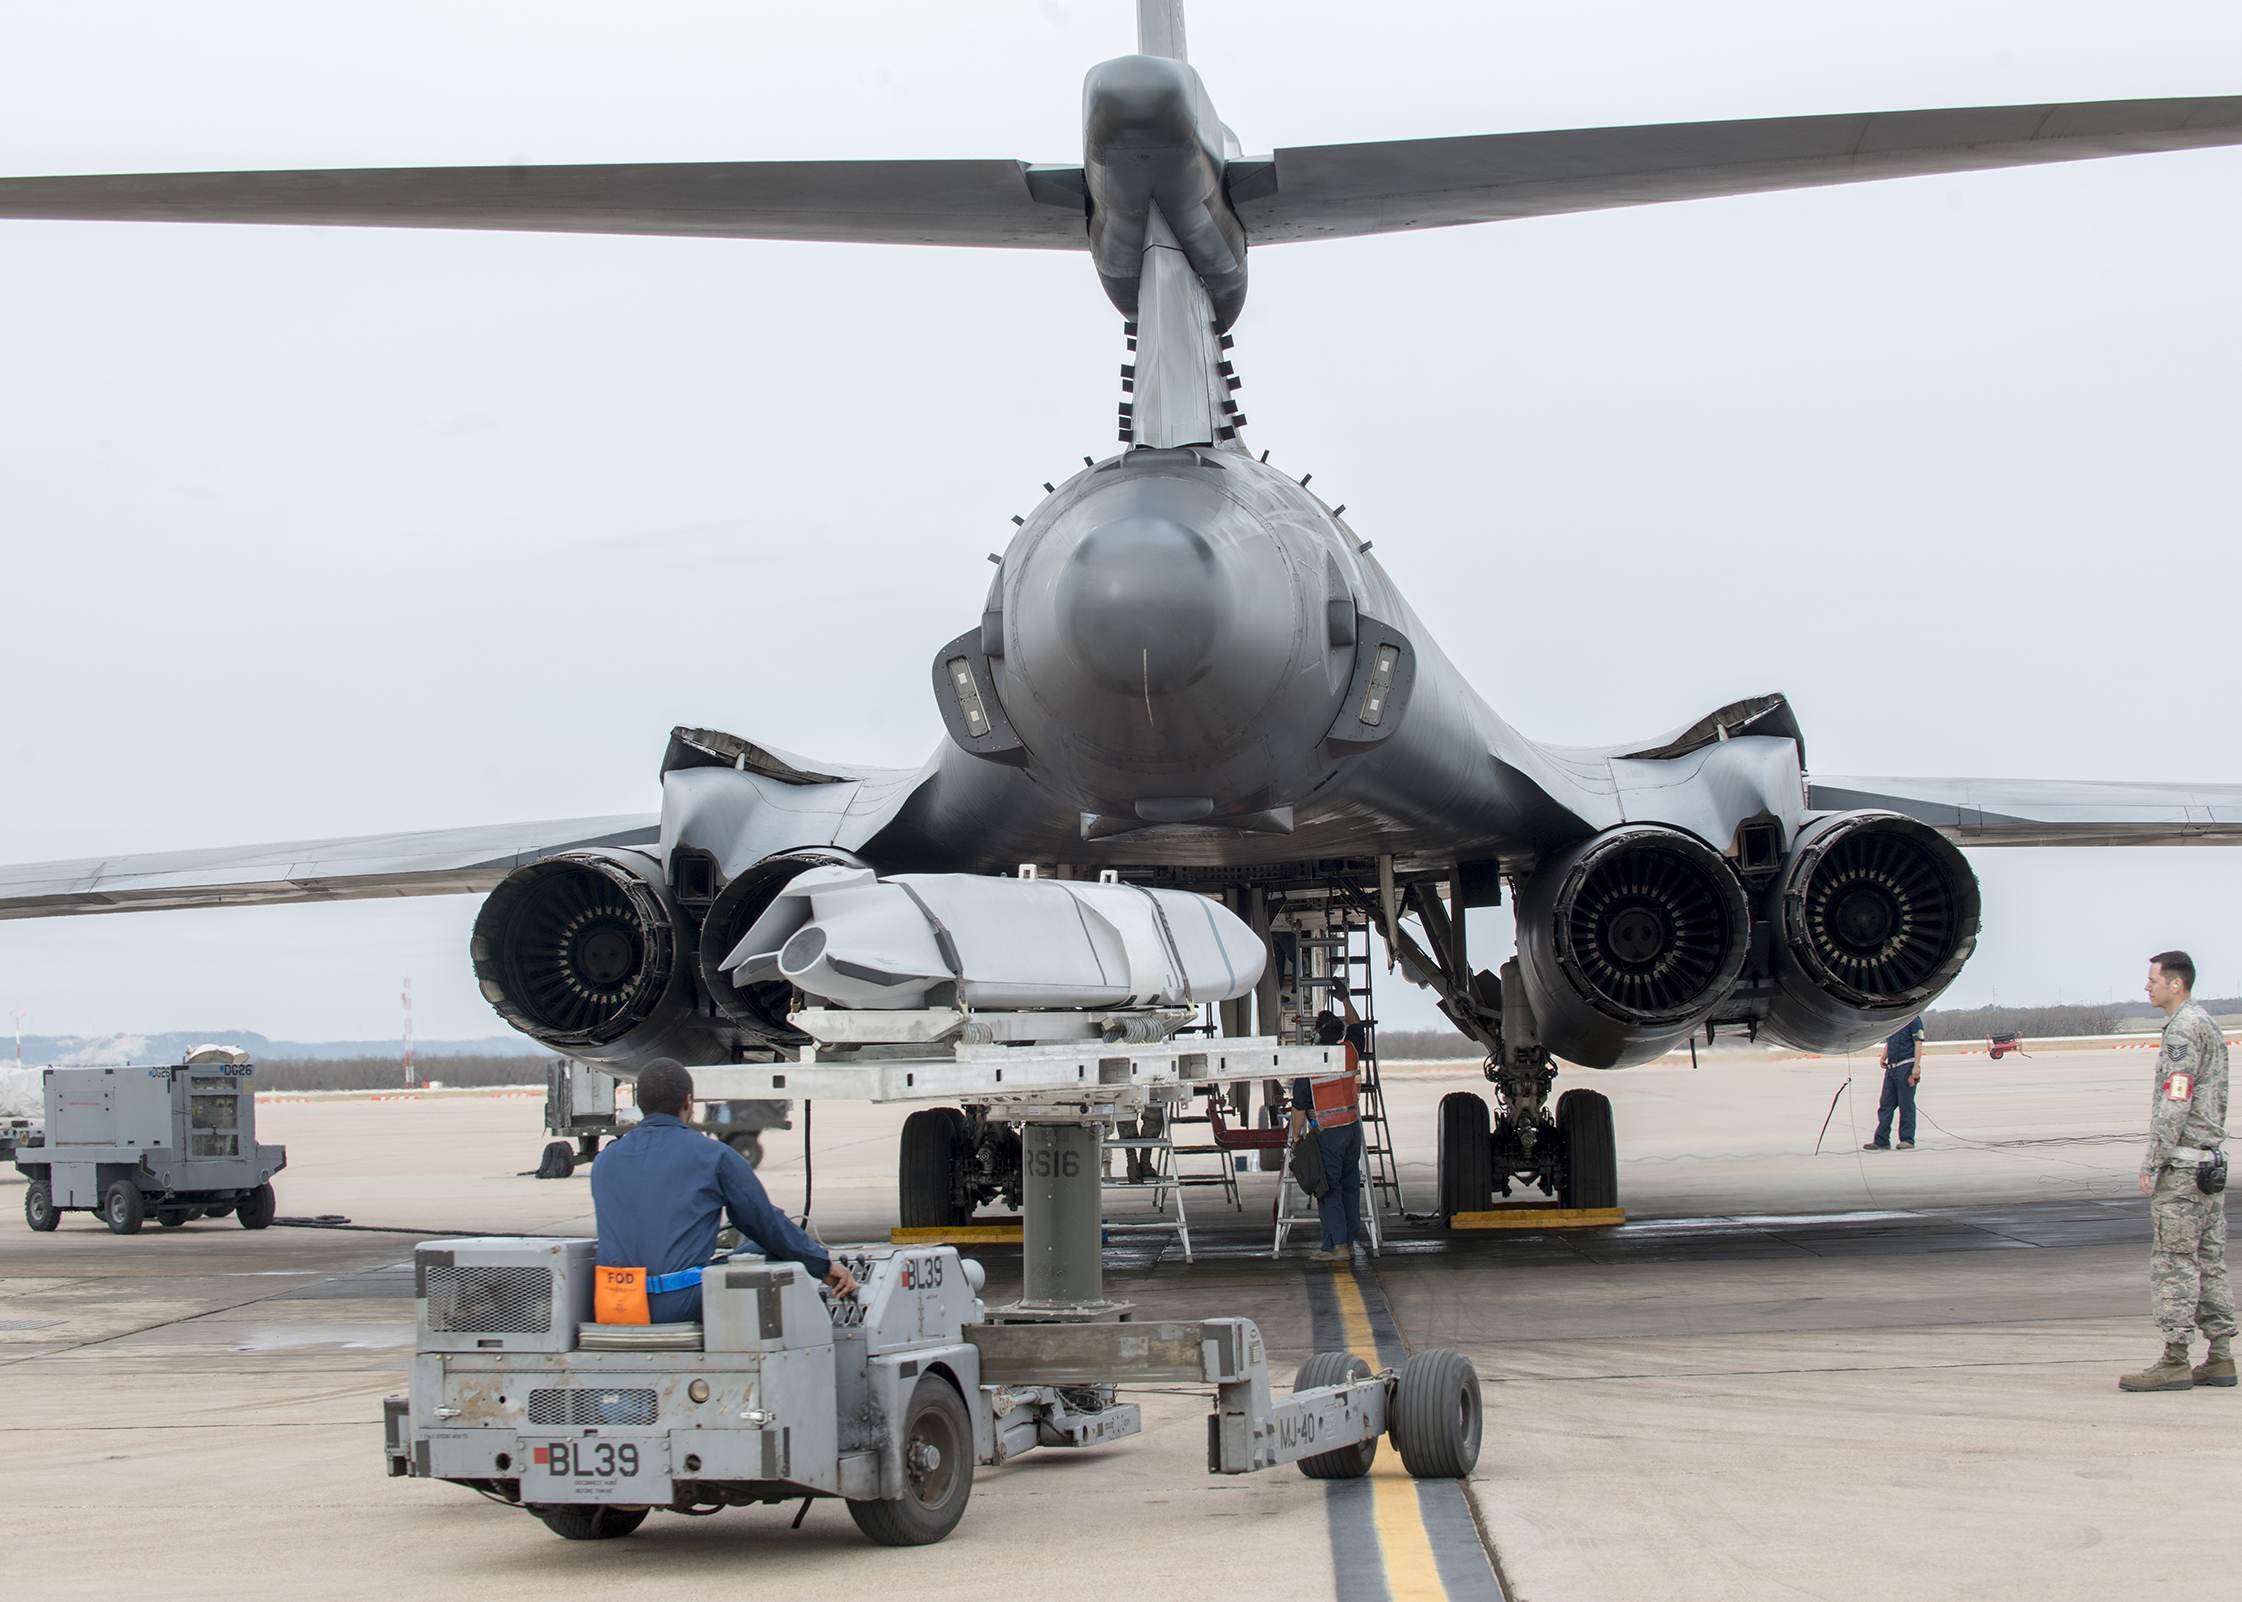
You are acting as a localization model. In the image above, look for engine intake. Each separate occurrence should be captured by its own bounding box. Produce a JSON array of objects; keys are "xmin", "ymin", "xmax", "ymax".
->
[
  {"xmin": 471, "ymin": 849, "xmax": 692, "ymax": 1058},
  {"xmin": 1516, "ymin": 825, "xmax": 1751, "ymax": 1068},
  {"xmin": 1764, "ymin": 812, "xmax": 1980, "ymax": 1052}
]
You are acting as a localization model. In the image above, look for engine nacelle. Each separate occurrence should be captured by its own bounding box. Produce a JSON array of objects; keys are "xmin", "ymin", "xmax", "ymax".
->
[
  {"xmin": 470, "ymin": 849, "xmax": 718, "ymax": 1070},
  {"xmin": 1516, "ymin": 825, "xmax": 1752, "ymax": 1068},
  {"xmin": 1763, "ymin": 811, "xmax": 1981, "ymax": 1053},
  {"xmin": 695, "ymin": 849, "xmax": 869, "ymax": 1046}
]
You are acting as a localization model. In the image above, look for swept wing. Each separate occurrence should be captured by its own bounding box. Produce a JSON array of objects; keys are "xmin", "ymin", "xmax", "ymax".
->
[{"xmin": 1807, "ymin": 778, "xmax": 2242, "ymax": 847}]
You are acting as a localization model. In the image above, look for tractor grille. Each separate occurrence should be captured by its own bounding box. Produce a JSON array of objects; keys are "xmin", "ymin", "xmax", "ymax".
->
[
  {"xmin": 528, "ymin": 1387, "xmax": 658, "ymax": 1427},
  {"xmin": 423, "ymin": 1265, "xmax": 553, "ymax": 1333}
]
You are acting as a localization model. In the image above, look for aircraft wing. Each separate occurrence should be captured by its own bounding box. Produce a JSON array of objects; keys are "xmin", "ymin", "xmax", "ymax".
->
[
  {"xmin": 1808, "ymin": 778, "xmax": 2242, "ymax": 848},
  {"xmin": 0, "ymin": 159, "xmax": 1091, "ymax": 247},
  {"xmin": 0, "ymin": 814, "xmax": 658, "ymax": 920},
  {"xmin": 1239, "ymin": 95, "xmax": 2242, "ymax": 243}
]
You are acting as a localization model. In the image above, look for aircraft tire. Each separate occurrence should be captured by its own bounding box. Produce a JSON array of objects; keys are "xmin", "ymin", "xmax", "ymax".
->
[
  {"xmin": 1555, "ymin": 1088, "xmax": 1617, "ymax": 1210},
  {"xmin": 1393, "ymin": 1349, "xmax": 1483, "ymax": 1479},
  {"xmin": 1435, "ymin": 1093, "xmax": 1492, "ymax": 1221},
  {"xmin": 898, "ymin": 1108, "xmax": 971, "ymax": 1228},
  {"xmin": 1293, "ymin": 1352, "xmax": 1379, "ymax": 1479}
]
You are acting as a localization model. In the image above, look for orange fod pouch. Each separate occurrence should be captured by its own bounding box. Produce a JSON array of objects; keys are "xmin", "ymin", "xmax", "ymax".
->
[{"xmin": 595, "ymin": 1266, "xmax": 651, "ymax": 1325}]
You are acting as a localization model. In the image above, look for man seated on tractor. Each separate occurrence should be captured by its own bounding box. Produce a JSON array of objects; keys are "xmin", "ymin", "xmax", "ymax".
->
[{"xmin": 589, "ymin": 1060, "xmax": 857, "ymax": 1324}]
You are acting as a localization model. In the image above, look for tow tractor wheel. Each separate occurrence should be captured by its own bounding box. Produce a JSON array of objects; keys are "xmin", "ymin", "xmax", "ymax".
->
[
  {"xmin": 848, "ymin": 1374, "xmax": 974, "ymax": 1546},
  {"xmin": 237, "ymin": 1182, "xmax": 277, "ymax": 1231},
  {"xmin": 1554, "ymin": 1088, "xmax": 1617, "ymax": 1211},
  {"xmin": 156, "ymin": 1207, "xmax": 189, "ymax": 1229},
  {"xmin": 898, "ymin": 1108, "xmax": 971, "ymax": 1228},
  {"xmin": 1392, "ymin": 1349, "xmax": 1484, "ymax": 1479},
  {"xmin": 1293, "ymin": 1352, "xmax": 1378, "ymax": 1479},
  {"xmin": 24, "ymin": 1180, "xmax": 59, "ymax": 1232},
  {"xmin": 101, "ymin": 1180, "xmax": 145, "ymax": 1236},
  {"xmin": 1435, "ymin": 1092, "xmax": 1492, "ymax": 1222},
  {"xmin": 532, "ymin": 1505, "xmax": 649, "ymax": 1541}
]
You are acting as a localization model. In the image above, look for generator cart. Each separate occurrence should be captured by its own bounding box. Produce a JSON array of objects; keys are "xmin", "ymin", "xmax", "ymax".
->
[
  {"xmin": 385, "ymin": 1238, "xmax": 1482, "ymax": 1545},
  {"xmin": 15, "ymin": 1048, "xmax": 284, "ymax": 1234}
]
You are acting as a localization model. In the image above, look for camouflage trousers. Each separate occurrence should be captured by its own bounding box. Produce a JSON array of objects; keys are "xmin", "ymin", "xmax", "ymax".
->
[{"xmin": 2151, "ymin": 1165, "xmax": 2236, "ymax": 1340}]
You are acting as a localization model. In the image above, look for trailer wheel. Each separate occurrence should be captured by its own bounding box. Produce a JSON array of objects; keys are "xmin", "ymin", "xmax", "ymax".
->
[
  {"xmin": 531, "ymin": 1505, "xmax": 649, "ymax": 1541},
  {"xmin": 1392, "ymin": 1349, "xmax": 1482, "ymax": 1479},
  {"xmin": 1435, "ymin": 1092, "xmax": 1492, "ymax": 1221},
  {"xmin": 725, "ymin": 1133, "xmax": 765, "ymax": 1169},
  {"xmin": 1293, "ymin": 1352, "xmax": 1378, "ymax": 1479},
  {"xmin": 1555, "ymin": 1088, "xmax": 1617, "ymax": 1211},
  {"xmin": 847, "ymin": 1375, "xmax": 973, "ymax": 1546},
  {"xmin": 237, "ymin": 1183, "xmax": 277, "ymax": 1230},
  {"xmin": 156, "ymin": 1207, "xmax": 189, "ymax": 1228},
  {"xmin": 102, "ymin": 1180, "xmax": 145, "ymax": 1235},
  {"xmin": 24, "ymin": 1180, "xmax": 59, "ymax": 1232},
  {"xmin": 898, "ymin": 1108, "xmax": 971, "ymax": 1228}
]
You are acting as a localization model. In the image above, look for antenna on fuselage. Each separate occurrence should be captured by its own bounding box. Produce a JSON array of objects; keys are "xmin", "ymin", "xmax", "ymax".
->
[{"xmin": 1138, "ymin": 0, "xmax": 1187, "ymax": 60}]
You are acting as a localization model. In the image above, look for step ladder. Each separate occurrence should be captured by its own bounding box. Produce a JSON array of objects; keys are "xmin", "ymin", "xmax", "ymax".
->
[
  {"xmin": 1271, "ymin": 1124, "xmax": 1383, "ymax": 1258},
  {"xmin": 1291, "ymin": 914, "xmax": 1405, "ymax": 1217},
  {"xmin": 1099, "ymin": 1107, "xmax": 1197, "ymax": 1262}
]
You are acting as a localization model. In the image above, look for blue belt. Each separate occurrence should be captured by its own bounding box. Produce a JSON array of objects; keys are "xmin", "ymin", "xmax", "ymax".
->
[{"xmin": 646, "ymin": 1267, "xmax": 705, "ymax": 1294}]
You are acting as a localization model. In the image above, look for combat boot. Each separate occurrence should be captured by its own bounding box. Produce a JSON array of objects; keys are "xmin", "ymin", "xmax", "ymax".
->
[
  {"xmin": 2119, "ymin": 1343, "xmax": 2196, "ymax": 1392},
  {"xmin": 2195, "ymin": 1342, "xmax": 2237, "ymax": 1388}
]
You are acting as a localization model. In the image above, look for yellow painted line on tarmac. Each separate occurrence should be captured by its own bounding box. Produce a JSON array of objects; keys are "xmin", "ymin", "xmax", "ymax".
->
[
  {"xmin": 1332, "ymin": 1270, "xmax": 1451, "ymax": 1602},
  {"xmin": 888, "ymin": 1225, "xmax": 1023, "ymax": 1243}
]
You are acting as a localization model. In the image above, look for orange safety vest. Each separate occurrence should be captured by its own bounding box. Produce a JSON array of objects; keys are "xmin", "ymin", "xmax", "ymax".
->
[{"xmin": 1307, "ymin": 1058, "xmax": 1361, "ymax": 1128}]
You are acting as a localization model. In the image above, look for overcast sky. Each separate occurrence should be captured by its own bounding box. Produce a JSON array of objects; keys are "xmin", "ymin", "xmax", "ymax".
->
[{"xmin": 4, "ymin": 0, "xmax": 2241, "ymax": 1046}]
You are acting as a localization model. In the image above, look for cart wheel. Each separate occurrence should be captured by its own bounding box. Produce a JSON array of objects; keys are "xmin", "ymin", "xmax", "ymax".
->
[
  {"xmin": 237, "ymin": 1183, "xmax": 277, "ymax": 1230},
  {"xmin": 102, "ymin": 1180, "xmax": 145, "ymax": 1236},
  {"xmin": 1293, "ymin": 1352, "xmax": 1378, "ymax": 1479},
  {"xmin": 156, "ymin": 1208, "xmax": 189, "ymax": 1229},
  {"xmin": 847, "ymin": 1375, "xmax": 973, "ymax": 1546},
  {"xmin": 24, "ymin": 1180, "xmax": 59, "ymax": 1233},
  {"xmin": 531, "ymin": 1505, "xmax": 649, "ymax": 1541},
  {"xmin": 1392, "ymin": 1349, "xmax": 1482, "ymax": 1479},
  {"xmin": 726, "ymin": 1133, "xmax": 765, "ymax": 1169}
]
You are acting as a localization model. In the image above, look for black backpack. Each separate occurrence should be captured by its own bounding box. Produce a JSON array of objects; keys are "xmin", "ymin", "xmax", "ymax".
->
[{"xmin": 1289, "ymin": 1127, "xmax": 1331, "ymax": 1200}]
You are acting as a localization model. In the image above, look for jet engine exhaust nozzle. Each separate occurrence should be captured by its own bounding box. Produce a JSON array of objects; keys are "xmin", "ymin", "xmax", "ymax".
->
[{"xmin": 471, "ymin": 849, "xmax": 682, "ymax": 1052}]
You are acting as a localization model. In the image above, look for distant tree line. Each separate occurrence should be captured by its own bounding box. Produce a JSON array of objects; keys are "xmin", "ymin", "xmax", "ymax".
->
[
  {"xmin": 1373, "ymin": 1028, "xmax": 1483, "ymax": 1061},
  {"xmin": 252, "ymin": 1055, "xmax": 557, "ymax": 1092}
]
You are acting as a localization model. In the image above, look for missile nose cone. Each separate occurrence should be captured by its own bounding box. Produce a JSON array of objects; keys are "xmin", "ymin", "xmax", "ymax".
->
[{"xmin": 1055, "ymin": 512, "xmax": 1231, "ymax": 696}]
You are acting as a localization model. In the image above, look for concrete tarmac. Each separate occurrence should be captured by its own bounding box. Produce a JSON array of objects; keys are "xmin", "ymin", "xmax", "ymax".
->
[{"xmin": 1, "ymin": 1044, "xmax": 2232, "ymax": 1601}]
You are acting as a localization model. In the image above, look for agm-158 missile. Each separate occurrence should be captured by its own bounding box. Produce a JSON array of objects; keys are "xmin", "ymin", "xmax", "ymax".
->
[{"xmin": 719, "ymin": 866, "xmax": 1262, "ymax": 1012}]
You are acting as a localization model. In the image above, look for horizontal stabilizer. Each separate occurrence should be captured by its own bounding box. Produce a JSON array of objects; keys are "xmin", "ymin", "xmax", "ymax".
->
[
  {"xmin": 0, "ymin": 814, "xmax": 658, "ymax": 919},
  {"xmin": 0, "ymin": 159, "xmax": 1090, "ymax": 248},
  {"xmin": 1240, "ymin": 95, "xmax": 2242, "ymax": 243},
  {"xmin": 1809, "ymin": 778, "xmax": 2242, "ymax": 848}
]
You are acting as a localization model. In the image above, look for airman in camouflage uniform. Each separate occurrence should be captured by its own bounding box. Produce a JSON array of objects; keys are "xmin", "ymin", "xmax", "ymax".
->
[{"xmin": 2120, "ymin": 950, "xmax": 2234, "ymax": 1392}]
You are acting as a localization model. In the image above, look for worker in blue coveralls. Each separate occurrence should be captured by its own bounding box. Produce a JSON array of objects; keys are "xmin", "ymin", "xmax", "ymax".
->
[
  {"xmin": 1864, "ymin": 1015, "xmax": 1927, "ymax": 1151},
  {"xmin": 590, "ymin": 1060, "xmax": 857, "ymax": 1322}
]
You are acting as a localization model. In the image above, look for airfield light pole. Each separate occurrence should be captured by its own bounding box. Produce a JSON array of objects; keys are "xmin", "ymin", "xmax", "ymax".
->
[
  {"xmin": 401, "ymin": 977, "xmax": 416, "ymax": 1088},
  {"xmin": 12, "ymin": 1010, "xmax": 22, "ymax": 1066}
]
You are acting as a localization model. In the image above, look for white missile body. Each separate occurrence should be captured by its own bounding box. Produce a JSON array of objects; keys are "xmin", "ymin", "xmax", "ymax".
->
[{"xmin": 719, "ymin": 866, "xmax": 1263, "ymax": 1011}]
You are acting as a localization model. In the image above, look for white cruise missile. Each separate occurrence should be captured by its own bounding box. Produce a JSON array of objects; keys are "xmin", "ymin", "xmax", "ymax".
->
[{"xmin": 719, "ymin": 866, "xmax": 1262, "ymax": 1011}]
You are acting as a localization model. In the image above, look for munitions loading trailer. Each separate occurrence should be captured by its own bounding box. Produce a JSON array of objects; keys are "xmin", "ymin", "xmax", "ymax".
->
[
  {"xmin": 15, "ymin": 1050, "xmax": 284, "ymax": 1234},
  {"xmin": 386, "ymin": 1234, "xmax": 1481, "ymax": 1545},
  {"xmin": 541, "ymin": 1058, "xmax": 791, "ymax": 1174}
]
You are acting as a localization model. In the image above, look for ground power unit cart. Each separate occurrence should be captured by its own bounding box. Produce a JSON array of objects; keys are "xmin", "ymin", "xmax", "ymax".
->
[{"xmin": 386, "ymin": 1237, "xmax": 1483, "ymax": 1544}]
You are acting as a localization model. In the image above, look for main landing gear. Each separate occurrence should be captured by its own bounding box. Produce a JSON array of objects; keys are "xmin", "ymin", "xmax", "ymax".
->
[{"xmin": 898, "ymin": 1106, "xmax": 1022, "ymax": 1229}]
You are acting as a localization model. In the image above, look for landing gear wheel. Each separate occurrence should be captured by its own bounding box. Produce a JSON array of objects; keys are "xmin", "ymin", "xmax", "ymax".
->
[
  {"xmin": 1555, "ymin": 1088, "xmax": 1617, "ymax": 1211},
  {"xmin": 535, "ymin": 1140, "xmax": 576, "ymax": 1179},
  {"xmin": 847, "ymin": 1375, "xmax": 973, "ymax": 1545},
  {"xmin": 898, "ymin": 1108, "xmax": 971, "ymax": 1228},
  {"xmin": 1392, "ymin": 1348, "xmax": 1483, "ymax": 1479},
  {"xmin": 532, "ymin": 1505, "xmax": 649, "ymax": 1541},
  {"xmin": 237, "ymin": 1182, "xmax": 277, "ymax": 1230},
  {"xmin": 1435, "ymin": 1092, "xmax": 1492, "ymax": 1222},
  {"xmin": 726, "ymin": 1133, "xmax": 765, "ymax": 1168},
  {"xmin": 101, "ymin": 1180, "xmax": 144, "ymax": 1235},
  {"xmin": 156, "ymin": 1207, "xmax": 189, "ymax": 1228},
  {"xmin": 1293, "ymin": 1352, "xmax": 1378, "ymax": 1479},
  {"xmin": 24, "ymin": 1180, "xmax": 58, "ymax": 1232}
]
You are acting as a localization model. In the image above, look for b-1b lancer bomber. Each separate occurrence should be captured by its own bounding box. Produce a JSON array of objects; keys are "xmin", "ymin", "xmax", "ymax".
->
[{"xmin": 5, "ymin": 1, "xmax": 2241, "ymax": 1223}]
